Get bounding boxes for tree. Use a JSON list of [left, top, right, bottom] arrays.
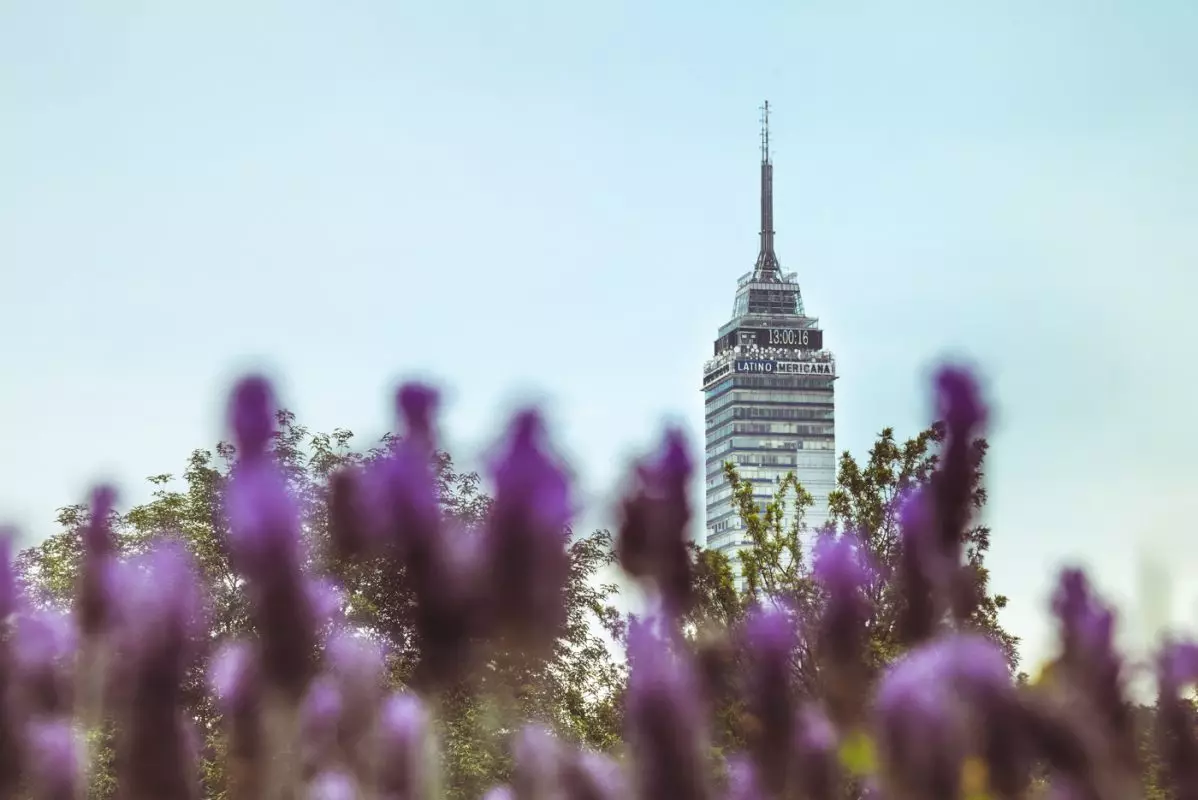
[[15, 411, 625, 799], [823, 424, 1016, 666], [684, 424, 1019, 753]]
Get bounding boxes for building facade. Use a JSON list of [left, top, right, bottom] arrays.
[[702, 102, 836, 580]]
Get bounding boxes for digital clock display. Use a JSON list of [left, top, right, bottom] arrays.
[[713, 326, 824, 354], [766, 328, 811, 346]]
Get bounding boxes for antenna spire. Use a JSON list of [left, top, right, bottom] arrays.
[[760, 100, 770, 165], [755, 100, 779, 278]]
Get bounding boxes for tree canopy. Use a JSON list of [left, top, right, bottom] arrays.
[[15, 410, 624, 799]]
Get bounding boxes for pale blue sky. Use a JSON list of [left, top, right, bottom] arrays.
[[2, 0, 1196, 668]]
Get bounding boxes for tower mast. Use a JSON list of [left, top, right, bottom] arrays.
[[754, 100, 780, 278]]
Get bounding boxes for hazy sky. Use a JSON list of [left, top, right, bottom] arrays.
[[2, 0, 1196, 668]]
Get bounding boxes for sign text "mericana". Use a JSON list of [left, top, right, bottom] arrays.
[[734, 360, 834, 376]]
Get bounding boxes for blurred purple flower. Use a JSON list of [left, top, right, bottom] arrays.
[[934, 365, 987, 435], [616, 427, 694, 615], [512, 725, 562, 800], [210, 642, 260, 712], [307, 770, 358, 800], [482, 787, 515, 800], [724, 756, 765, 800], [483, 410, 573, 653], [814, 533, 875, 729], [324, 631, 387, 769], [1157, 639, 1198, 800], [325, 630, 385, 698], [209, 640, 264, 790], [874, 634, 1017, 800], [299, 676, 344, 775], [0, 530, 22, 799], [792, 706, 839, 800], [226, 459, 305, 573], [355, 385, 486, 686], [225, 385, 321, 698], [1050, 569, 1133, 769], [409, 523, 488, 689], [112, 543, 203, 800], [927, 365, 986, 610], [76, 485, 119, 639], [80, 485, 117, 557], [376, 692, 431, 800], [743, 604, 796, 795], [229, 375, 276, 462], [361, 383, 443, 552], [328, 466, 370, 562], [625, 619, 710, 800], [894, 489, 938, 648], [397, 383, 438, 450], [26, 717, 80, 800], [562, 751, 628, 800], [14, 609, 78, 716], [0, 529, 16, 623]]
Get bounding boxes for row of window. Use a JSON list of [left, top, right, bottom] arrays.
[[705, 453, 837, 480], [707, 421, 837, 441], [706, 403, 835, 428], [705, 389, 834, 414], [734, 375, 835, 391]]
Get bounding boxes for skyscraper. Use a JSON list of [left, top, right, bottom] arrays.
[[702, 102, 836, 581]]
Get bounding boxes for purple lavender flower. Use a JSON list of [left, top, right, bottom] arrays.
[[894, 489, 939, 647], [324, 630, 387, 771], [354, 385, 485, 686], [512, 725, 562, 800], [482, 788, 515, 800], [928, 365, 986, 596], [874, 634, 1018, 800], [299, 676, 345, 776], [13, 609, 78, 716], [325, 630, 386, 701], [562, 751, 628, 800], [360, 383, 443, 552], [396, 383, 438, 450], [225, 380, 321, 699], [112, 543, 204, 800], [724, 756, 765, 800], [375, 692, 431, 800], [209, 641, 264, 799], [328, 466, 371, 562], [742, 604, 796, 795], [76, 485, 119, 638], [0, 529, 23, 796], [0, 529, 16, 623], [408, 522, 488, 689], [1156, 639, 1198, 800], [616, 428, 694, 615], [934, 365, 987, 435], [229, 374, 276, 462], [1049, 569, 1133, 769], [307, 770, 359, 800], [625, 618, 710, 800], [814, 533, 874, 727], [25, 718, 80, 800], [791, 706, 839, 800], [483, 410, 573, 654]]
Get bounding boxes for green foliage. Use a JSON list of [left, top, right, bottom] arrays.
[[824, 424, 1018, 669], [684, 424, 1021, 759], [712, 424, 1018, 670], [16, 411, 624, 799]]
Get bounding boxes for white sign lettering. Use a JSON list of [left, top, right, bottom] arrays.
[[774, 361, 834, 376]]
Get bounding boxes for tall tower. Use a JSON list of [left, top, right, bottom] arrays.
[[702, 102, 836, 583]]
